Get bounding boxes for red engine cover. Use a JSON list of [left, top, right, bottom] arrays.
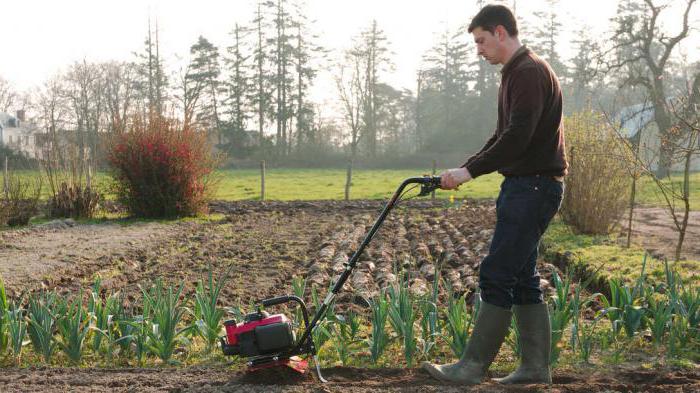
[[225, 314, 290, 345]]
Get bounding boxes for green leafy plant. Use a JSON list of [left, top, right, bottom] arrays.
[[444, 282, 470, 358], [330, 311, 361, 366], [193, 267, 231, 353], [27, 291, 58, 364], [549, 270, 576, 365], [309, 283, 334, 351], [387, 276, 417, 366], [6, 300, 26, 364], [367, 292, 390, 364], [418, 254, 443, 358], [647, 292, 674, 346], [0, 275, 8, 354], [142, 281, 192, 363], [56, 292, 91, 365], [576, 309, 607, 364]]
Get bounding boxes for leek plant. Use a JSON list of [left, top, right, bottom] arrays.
[[310, 283, 334, 350], [6, 300, 26, 364], [330, 311, 360, 366], [418, 255, 443, 357], [142, 281, 192, 363], [88, 278, 123, 355], [387, 277, 417, 366], [27, 291, 58, 363], [368, 292, 390, 364], [444, 282, 470, 358], [0, 275, 8, 354], [291, 275, 307, 331], [56, 292, 91, 364], [193, 267, 231, 353], [549, 270, 575, 366], [576, 309, 607, 363]]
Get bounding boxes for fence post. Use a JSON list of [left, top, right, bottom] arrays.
[[3, 156, 8, 198], [86, 158, 92, 190], [431, 159, 437, 200], [345, 159, 353, 201], [260, 160, 266, 201]]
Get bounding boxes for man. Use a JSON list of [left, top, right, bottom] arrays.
[[421, 4, 568, 385]]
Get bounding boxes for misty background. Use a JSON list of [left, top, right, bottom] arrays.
[[0, 0, 698, 169]]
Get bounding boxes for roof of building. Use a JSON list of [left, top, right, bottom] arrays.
[[0, 112, 17, 128]]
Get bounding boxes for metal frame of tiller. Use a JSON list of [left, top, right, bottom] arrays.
[[222, 176, 441, 382]]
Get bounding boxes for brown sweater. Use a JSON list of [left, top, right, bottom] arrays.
[[462, 46, 568, 178]]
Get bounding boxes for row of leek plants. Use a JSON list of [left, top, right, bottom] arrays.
[[0, 256, 697, 367]]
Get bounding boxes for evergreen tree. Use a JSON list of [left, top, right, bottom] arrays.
[[188, 36, 222, 143], [223, 23, 251, 154]]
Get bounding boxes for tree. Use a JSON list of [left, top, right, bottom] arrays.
[[607, 0, 697, 176], [0, 76, 17, 113], [134, 17, 168, 118], [530, 0, 567, 79], [223, 23, 252, 155], [375, 84, 416, 156], [290, 11, 325, 152], [567, 26, 601, 111], [358, 20, 392, 158], [188, 36, 223, 143], [64, 60, 105, 173], [102, 61, 137, 134], [174, 61, 205, 131], [250, 2, 274, 149], [336, 48, 366, 162], [265, 0, 296, 156], [418, 26, 472, 153], [36, 75, 70, 171]]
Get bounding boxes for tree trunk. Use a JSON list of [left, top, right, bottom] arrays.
[[626, 177, 636, 248], [345, 159, 353, 201]]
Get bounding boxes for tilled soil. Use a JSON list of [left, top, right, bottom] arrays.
[[0, 365, 697, 392], [1, 200, 698, 391]]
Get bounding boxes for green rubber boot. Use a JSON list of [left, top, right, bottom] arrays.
[[494, 303, 552, 384], [421, 300, 512, 384]]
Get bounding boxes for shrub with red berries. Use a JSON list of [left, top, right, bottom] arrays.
[[108, 115, 218, 218]]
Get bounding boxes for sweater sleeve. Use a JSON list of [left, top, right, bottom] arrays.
[[461, 130, 498, 168], [465, 67, 544, 178]]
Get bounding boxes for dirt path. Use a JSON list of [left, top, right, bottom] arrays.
[[619, 207, 700, 261], [0, 366, 697, 392], [0, 220, 181, 290]]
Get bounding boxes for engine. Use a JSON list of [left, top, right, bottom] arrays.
[[221, 310, 296, 357]]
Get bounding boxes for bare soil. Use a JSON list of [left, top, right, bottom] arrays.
[[619, 207, 700, 261], [0, 200, 697, 391], [0, 365, 697, 392]]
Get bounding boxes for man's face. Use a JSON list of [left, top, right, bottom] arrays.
[[472, 26, 502, 65]]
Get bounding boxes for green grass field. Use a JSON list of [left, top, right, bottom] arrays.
[[3, 168, 698, 209]]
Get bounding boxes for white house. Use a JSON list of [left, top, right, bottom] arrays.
[[616, 102, 700, 172], [0, 110, 41, 158]]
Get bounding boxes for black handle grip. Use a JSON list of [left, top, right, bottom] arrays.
[[261, 295, 297, 307], [260, 295, 310, 330], [418, 175, 442, 196]]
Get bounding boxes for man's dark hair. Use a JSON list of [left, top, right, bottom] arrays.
[[468, 4, 518, 37]]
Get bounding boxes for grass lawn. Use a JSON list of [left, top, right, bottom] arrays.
[[542, 219, 700, 287], [4, 169, 698, 209], [213, 168, 503, 201]]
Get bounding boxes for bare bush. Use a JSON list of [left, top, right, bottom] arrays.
[[1, 173, 42, 227], [48, 182, 101, 219], [560, 111, 631, 234]]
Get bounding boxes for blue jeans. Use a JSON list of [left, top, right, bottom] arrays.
[[478, 175, 564, 309]]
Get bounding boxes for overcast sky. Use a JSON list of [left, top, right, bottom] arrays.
[[1, 0, 698, 103]]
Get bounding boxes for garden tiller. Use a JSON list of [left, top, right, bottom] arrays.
[[220, 176, 442, 382]]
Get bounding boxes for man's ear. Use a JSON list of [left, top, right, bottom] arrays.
[[496, 25, 507, 41]]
